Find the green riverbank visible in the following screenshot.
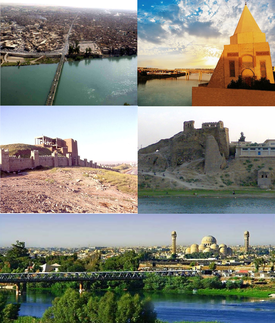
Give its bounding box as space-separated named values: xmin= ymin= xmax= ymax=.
xmin=139 ymin=188 xmax=275 ymax=198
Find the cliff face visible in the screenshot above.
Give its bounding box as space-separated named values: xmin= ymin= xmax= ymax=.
xmin=139 ymin=127 xmax=229 ymax=173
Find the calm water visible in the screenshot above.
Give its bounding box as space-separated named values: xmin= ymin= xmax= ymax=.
xmin=138 ymin=196 xmax=275 ymax=213
xmin=1 ymin=56 xmax=137 ymax=105
xmin=138 ymin=74 xmax=211 ymax=106
xmin=55 ymin=56 xmax=137 ymax=105
xmin=5 ymin=290 xmax=275 ymax=323
xmin=1 ymin=64 xmax=57 ymax=105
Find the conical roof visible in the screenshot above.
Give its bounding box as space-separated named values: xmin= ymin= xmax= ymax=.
xmin=234 ymin=5 xmax=262 ymax=34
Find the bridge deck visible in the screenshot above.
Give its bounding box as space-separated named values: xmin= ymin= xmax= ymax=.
xmin=0 ymin=270 xmax=198 ymax=283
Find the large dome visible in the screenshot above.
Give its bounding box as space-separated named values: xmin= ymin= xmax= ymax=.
xmin=201 ymin=235 xmax=217 ymax=246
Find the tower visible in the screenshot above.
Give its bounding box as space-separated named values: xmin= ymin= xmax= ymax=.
xmin=244 ymin=231 xmax=250 ymax=253
xmin=171 ymin=231 xmax=177 ymax=255
xmin=208 ymin=4 xmax=274 ymax=89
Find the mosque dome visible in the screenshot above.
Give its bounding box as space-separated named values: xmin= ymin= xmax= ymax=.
xmin=210 ymin=243 xmax=219 ymax=251
xmin=199 ymin=244 xmax=205 ymax=252
xmin=220 ymin=247 xmax=227 ymax=256
xmin=227 ymin=247 xmax=233 ymax=256
xmin=219 ymin=244 xmax=227 ymax=249
xmin=185 ymin=247 xmax=191 ymax=254
xmin=201 ymin=235 xmax=217 ymax=246
xmin=190 ymin=244 xmax=199 ymax=253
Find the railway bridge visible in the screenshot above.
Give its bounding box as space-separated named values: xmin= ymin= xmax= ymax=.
xmin=0 ymin=270 xmax=198 ymax=294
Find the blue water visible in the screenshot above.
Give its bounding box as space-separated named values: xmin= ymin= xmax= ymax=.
xmin=138 ymin=74 xmax=211 ymax=106
xmin=5 ymin=290 xmax=275 ymax=323
xmin=138 ymin=196 xmax=275 ymax=214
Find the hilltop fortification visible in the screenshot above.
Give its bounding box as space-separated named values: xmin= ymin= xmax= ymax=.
xmin=139 ymin=121 xmax=229 ymax=174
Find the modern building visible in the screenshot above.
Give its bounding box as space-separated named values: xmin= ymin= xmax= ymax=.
xmin=235 ymin=139 xmax=275 ymax=157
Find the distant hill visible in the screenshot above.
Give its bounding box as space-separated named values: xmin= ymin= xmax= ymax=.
xmin=0 ymin=143 xmax=52 ymax=158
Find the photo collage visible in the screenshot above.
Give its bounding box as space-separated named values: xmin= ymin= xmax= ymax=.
xmin=0 ymin=0 xmax=275 ymax=322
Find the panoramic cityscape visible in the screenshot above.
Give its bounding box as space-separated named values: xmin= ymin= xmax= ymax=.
xmin=0 ymin=214 xmax=275 ymax=323
xmin=1 ymin=1 xmax=275 ymax=323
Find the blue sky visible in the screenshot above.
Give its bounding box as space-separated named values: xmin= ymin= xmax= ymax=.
xmin=0 ymin=214 xmax=274 ymax=247
xmin=138 ymin=0 xmax=275 ymax=68
xmin=0 ymin=106 xmax=137 ymax=164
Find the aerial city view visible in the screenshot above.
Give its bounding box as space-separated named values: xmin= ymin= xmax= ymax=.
xmin=1 ymin=1 xmax=137 ymax=105
xmin=1 ymin=0 xmax=275 ymax=323
xmin=138 ymin=0 xmax=275 ymax=105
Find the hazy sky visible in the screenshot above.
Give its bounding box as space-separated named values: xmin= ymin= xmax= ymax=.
xmin=0 ymin=214 xmax=274 ymax=247
xmin=138 ymin=0 xmax=275 ymax=68
xmin=139 ymin=107 xmax=275 ymax=149
xmin=0 ymin=0 xmax=137 ymax=11
xmin=0 ymin=106 xmax=137 ymax=163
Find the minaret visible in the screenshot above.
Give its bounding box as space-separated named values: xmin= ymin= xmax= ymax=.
xmin=244 ymin=231 xmax=250 ymax=253
xmin=171 ymin=231 xmax=177 ymax=255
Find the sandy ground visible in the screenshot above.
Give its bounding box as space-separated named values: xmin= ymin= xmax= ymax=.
xmin=0 ymin=168 xmax=137 ymax=213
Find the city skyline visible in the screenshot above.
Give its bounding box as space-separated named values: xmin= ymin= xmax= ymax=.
xmin=0 ymin=0 xmax=137 ymax=11
xmin=0 ymin=214 xmax=274 ymax=247
xmin=139 ymin=107 xmax=275 ymax=149
xmin=138 ymin=0 xmax=275 ymax=69
xmin=0 ymin=106 xmax=137 ymax=164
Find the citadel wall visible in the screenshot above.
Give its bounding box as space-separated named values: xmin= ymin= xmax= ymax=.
xmin=0 ymin=149 xmax=97 ymax=172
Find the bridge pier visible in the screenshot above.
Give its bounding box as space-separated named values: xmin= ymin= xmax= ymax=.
xmin=79 ymin=281 xmax=84 ymax=294
xmin=198 ymin=71 xmax=202 ymax=81
xmin=15 ymin=282 xmax=27 ymax=296
xmin=185 ymin=71 xmax=190 ymax=80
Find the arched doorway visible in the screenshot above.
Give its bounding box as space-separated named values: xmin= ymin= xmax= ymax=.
xmin=241 ymin=68 xmax=255 ymax=86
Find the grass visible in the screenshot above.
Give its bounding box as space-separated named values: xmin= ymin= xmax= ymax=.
xmin=0 ymin=144 xmax=52 ymax=158
xmin=196 ymin=288 xmax=273 ymax=298
xmin=96 ymin=169 xmax=137 ymax=194
xmin=1 ymin=57 xmax=60 ymax=67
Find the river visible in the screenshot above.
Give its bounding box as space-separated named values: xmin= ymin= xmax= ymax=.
xmin=138 ymin=74 xmax=211 ymax=106
xmin=4 ymin=289 xmax=275 ymax=323
xmin=1 ymin=56 xmax=137 ymax=105
xmin=138 ymin=196 xmax=275 ymax=213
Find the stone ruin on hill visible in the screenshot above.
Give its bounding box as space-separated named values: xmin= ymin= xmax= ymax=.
xmin=138 ymin=120 xmax=229 ymax=174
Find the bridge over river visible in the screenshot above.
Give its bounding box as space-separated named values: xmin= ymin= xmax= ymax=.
xmin=45 ymin=14 xmax=78 ymax=105
xmin=0 ymin=270 xmax=198 ymax=294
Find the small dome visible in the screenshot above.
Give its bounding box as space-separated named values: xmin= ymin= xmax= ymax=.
xmin=227 ymin=247 xmax=233 ymax=256
xmin=203 ymin=247 xmax=211 ymax=253
xmin=210 ymin=244 xmax=219 ymax=251
xmin=185 ymin=247 xmax=191 ymax=254
xmin=219 ymin=244 xmax=227 ymax=249
xmin=190 ymin=244 xmax=199 ymax=253
xmin=220 ymin=247 xmax=227 ymax=255
xmin=198 ymin=244 xmax=205 ymax=251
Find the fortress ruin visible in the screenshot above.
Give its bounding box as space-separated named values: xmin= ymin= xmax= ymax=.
xmin=0 ymin=135 xmax=97 ymax=172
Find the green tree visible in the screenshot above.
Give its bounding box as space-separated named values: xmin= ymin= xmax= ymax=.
xmin=2 ymin=303 xmax=20 ymax=323
xmin=209 ymin=262 xmax=217 ymax=270
xmin=97 ymin=291 xmax=116 ymax=323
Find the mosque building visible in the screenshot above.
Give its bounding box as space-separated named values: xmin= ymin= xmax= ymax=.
xmin=184 ymin=235 xmax=233 ymax=257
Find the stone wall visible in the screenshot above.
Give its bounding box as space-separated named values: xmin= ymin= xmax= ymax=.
xmin=0 ymin=149 xmax=96 ymax=172
xmin=192 ymin=87 xmax=275 ymax=106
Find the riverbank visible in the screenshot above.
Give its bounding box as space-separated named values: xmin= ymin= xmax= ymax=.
xmin=139 ymin=188 xmax=275 ymax=198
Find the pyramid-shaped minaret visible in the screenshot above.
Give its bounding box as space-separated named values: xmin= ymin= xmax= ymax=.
xmin=208 ymin=4 xmax=274 ymax=88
